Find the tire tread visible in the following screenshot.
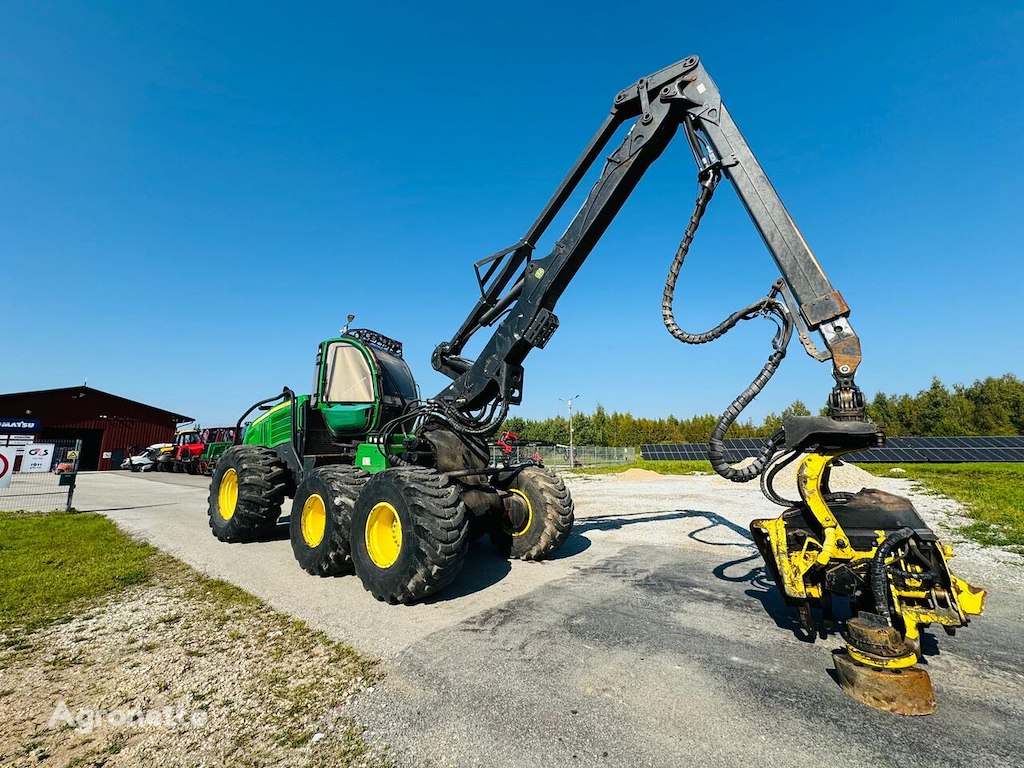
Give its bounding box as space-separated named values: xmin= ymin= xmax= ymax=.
xmin=353 ymin=466 xmax=468 ymax=604
xmin=208 ymin=445 xmax=289 ymax=542
xmin=512 ymin=467 xmax=574 ymax=560
xmin=296 ymin=465 xmax=369 ymax=576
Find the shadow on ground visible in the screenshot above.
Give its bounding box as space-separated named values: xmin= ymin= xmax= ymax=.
xmin=576 ymin=507 xmax=814 ymax=641
xmin=78 ymin=503 xmax=177 ymax=513
xmin=425 ymin=544 xmax=514 ymax=603
xmin=258 ymin=516 xmax=520 ymax=603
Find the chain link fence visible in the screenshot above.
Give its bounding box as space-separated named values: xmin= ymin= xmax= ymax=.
xmin=0 ymin=438 xmax=81 ymax=512
xmin=490 ymin=444 xmax=636 ymax=469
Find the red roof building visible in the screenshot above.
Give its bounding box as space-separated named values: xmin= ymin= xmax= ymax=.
xmin=0 ymin=386 xmax=192 ymax=470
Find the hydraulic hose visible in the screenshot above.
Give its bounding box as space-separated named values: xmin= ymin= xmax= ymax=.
xmin=760 ymin=446 xmax=802 ymax=507
xmin=381 ymin=396 xmax=508 ymax=467
xmin=870 ymin=527 xmax=915 ymax=623
xmin=661 ymin=168 xmax=794 ymax=483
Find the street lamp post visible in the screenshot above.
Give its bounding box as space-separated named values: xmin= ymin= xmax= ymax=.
xmin=560 ymin=394 xmax=581 ymax=468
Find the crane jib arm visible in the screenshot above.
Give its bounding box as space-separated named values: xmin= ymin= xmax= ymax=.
xmin=431 ymin=55 xmax=862 ymax=415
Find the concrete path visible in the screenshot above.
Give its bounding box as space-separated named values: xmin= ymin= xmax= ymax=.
xmin=73 ymin=470 xmax=1024 ymax=767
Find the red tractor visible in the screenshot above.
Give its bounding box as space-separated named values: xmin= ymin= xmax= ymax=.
xmin=154 ymin=427 xmax=201 ymax=472
xmin=155 ymin=426 xmax=236 ymax=474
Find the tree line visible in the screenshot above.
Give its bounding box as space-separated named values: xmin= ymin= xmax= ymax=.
xmin=500 ymin=374 xmax=1024 ymax=447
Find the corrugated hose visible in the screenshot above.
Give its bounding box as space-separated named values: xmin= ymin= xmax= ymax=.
xmin=661 ymin=166 xmax=793 ymax=483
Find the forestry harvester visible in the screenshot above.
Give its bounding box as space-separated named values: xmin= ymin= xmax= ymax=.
xmin=207 ymin=55 xmax=984 ymax=714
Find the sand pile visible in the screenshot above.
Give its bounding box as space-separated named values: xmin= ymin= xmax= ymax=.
xmin=617 ymin=467 xmax=667 ymax=480
xmin=759 ymin=460 xmax=880 ymax=499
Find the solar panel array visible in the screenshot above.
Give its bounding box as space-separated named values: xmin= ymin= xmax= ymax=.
xmin=641 ymin=436 xmax=1024 ymax=463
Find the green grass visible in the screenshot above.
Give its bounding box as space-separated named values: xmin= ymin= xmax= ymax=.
xmin=858 ymin=463 xmax=1024 ymax=550
xmin=572 ymin=459 xmax=712 ymax=476
xmin=190 ymin=575 xmax=262 ymax=608
xmin=0 ymin=512 xmax=155 ymax=635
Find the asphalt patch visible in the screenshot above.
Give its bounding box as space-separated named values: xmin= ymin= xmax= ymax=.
xmin=355 ymin=544 xmax=1024 ymax=768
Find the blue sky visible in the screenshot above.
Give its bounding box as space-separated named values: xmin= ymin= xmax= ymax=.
xmin=2 ymin=2 xmax=1021 ymax=425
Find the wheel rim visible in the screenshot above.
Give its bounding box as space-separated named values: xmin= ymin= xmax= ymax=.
xmin=301 ymin=493 xmax=327 ymax=547
xmin=508 ymin=489 xmax=533 ymax=537
xmin=218 ymin=468 xmax=238 ymax=520
xmin=365 ymin=502 xmax=402 ymax=568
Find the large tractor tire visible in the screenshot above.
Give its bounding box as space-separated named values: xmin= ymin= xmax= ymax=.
xmin=350 ymin=466 xmax=468 ymax=604
xmin=493 ymin=466 xmax=574 ymax=560
xmin=290 ymin=465 xmax=369 ymax=576
xmin=208 ymin=445 xmax=289 ymax=542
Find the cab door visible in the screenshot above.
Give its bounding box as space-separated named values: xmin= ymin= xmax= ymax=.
xmin=315 ymin=340 xmax=378 ymax=437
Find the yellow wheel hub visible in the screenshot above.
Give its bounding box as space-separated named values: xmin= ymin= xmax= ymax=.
xmin=508 ymin=489 xmax=533 ymax=537
xmin=365 ymin=502 xmax=402 ymax=568
xmin=218 ymin=468 xmax=238 ymax=520
xmin=301 ymin=493 xmax=327 ymax=548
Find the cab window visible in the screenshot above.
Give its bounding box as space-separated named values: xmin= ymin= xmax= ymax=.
xmin=376 ymin=349 xmax=418 ymax=401
xmin=323 ymin=343 xmax=375 ymax=403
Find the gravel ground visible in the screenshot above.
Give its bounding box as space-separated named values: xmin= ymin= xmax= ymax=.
xmin=0 ymin=561 xmax=389 ymax=768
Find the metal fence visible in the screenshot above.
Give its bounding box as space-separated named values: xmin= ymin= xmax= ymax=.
xmin=490 ymin=444 xmax=636 ymax=469
xmin=0 ymin=438 xmax=81 ymax=512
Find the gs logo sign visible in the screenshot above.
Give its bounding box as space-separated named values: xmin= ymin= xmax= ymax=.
xmin=21 ymin=444 xmax=56 ymax=473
